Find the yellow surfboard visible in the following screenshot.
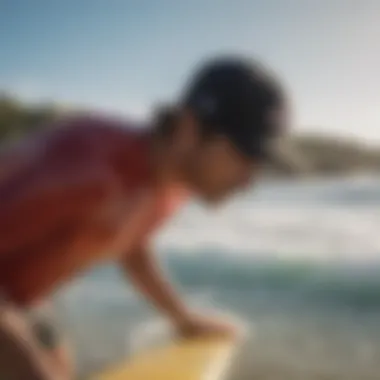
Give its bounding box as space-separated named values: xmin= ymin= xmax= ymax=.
xmin=91 ymin=336 xmax=238 ymax=380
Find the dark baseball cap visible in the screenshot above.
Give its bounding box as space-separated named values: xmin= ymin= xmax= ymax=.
xmin=181 ymin=56 xmax=303 ymax=172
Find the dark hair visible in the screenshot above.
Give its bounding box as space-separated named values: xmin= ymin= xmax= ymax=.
xmin=152 ymin=105 xmax=178 ymax=139
xmin=178 ymin=56 xmax=287 ymax=159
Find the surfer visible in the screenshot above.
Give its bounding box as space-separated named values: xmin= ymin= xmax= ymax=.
xmin=0 ymin=56 xmax=291 ymax=379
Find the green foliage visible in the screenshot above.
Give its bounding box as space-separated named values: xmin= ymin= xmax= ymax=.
xmin=0 ymin=93 xmax=57 ymax=143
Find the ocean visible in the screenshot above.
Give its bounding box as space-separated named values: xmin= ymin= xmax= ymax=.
xmin=50 ymin=175 xmax=380 ymax=379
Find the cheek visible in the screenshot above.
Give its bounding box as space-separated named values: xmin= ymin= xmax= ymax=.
xmin=198 ymin=155 xmax=244 ymax=194
xmin=185 ymin=152 xmax=220 ymax=192
xmin=194 ymin=155 xmax=219 ymax=187
xmin=185 ymin=146 xmax=255 ymax=198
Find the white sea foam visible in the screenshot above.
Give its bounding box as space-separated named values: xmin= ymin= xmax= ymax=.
xmin=155 ymin=177 xmax=380 ymax=262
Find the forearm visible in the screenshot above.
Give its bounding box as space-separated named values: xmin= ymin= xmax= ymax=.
xmin=0 ymin=305 xmax=66 ymax=380
xmin=120 ymin=246 xmax=192 ymax=326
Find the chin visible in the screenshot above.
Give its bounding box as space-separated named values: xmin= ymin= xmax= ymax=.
xmin=199 ymin=191 xmax=230 ymax=207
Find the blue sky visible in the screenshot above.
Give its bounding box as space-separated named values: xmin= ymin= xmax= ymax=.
xmin=1 ymin=0 xmax=379 ymax=143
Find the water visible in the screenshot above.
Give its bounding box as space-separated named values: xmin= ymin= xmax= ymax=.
xmin=51 ymin=175 xmax=380 ymax=379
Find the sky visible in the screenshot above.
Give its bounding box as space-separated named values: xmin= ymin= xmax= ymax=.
xmin=1 ymin=0 xmax=379 ymax=144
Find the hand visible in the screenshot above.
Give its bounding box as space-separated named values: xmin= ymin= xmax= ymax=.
xmin=176 ymin=314 xmax=240 ymax=340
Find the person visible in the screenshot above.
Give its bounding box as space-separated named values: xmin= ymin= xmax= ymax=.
xmin=0 ymin=55 xmax=291 ymax=379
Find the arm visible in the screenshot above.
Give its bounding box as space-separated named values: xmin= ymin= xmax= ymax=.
xmin=0 ymin=133 xmax=110 ymax=378
xmin=120 ymin=244 xmax=193 ymax=328
xmin=0 ymin=305 xmax=67 ymax=380
xmin=120 ymin=244 xmax=239 ymax=340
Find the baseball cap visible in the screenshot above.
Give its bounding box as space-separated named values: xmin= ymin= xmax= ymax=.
xmin=181 ymin=56 xmax=303 ymax=172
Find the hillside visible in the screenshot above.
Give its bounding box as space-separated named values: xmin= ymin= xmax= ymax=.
xmin=1 ymin=94 xmax=379 ymax=176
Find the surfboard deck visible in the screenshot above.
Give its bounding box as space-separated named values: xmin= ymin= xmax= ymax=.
xmin=91 ymin=336 xmax=238 ymax=380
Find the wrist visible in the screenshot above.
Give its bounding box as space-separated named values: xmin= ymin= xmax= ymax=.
xmin=171 ymin=309 xmax=195 ymax=330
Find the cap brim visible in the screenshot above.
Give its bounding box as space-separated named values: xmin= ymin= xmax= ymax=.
xmin=264 ymin=137 xmax=310 ymax=175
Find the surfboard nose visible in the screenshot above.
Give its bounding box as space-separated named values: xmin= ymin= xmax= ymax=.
xmin=92 ymin=311 xmax=250 ymax=380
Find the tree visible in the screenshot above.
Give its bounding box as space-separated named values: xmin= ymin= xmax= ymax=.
xmin=0 ymin=93 xmax=56 ymax=143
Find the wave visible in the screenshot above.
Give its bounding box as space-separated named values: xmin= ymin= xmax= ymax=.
xmin=164 ymin=253 xmax=380 ymax=310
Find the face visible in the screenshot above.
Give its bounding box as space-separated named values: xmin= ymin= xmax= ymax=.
xmin=186 ymin=137 xmax=258 ymax=203
xmin=169 ymin=109 xmax=259 ymax=204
